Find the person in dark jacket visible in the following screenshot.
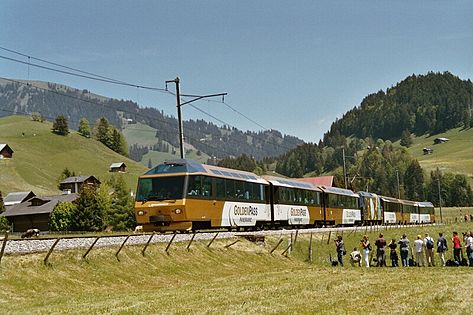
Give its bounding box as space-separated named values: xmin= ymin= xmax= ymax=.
xmin=375 ymin=233 xmax=387 ymax=267
xmin=437 ymin=232 xmax=448 ymax=267
xmin=335 ymin=235 xmax=345 ymax=267
xmin=388 ymin=239 xmax=399 ymax=267
xmin=398 ymin=234 xmax=410 ymax=267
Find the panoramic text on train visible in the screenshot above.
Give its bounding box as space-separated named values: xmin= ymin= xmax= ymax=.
xmin=135 ymin=159 xmax=435 ymax=232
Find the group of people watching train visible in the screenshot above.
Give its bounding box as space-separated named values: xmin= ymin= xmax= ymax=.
xmin=334 ymin=230 xmax=473 ymax=267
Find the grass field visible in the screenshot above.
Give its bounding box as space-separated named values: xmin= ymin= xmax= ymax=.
xmin=405 ymin=127 xmax=473 ymax=180
xmin=0 ymin=116 xmax=148 ymax=195
xmin=1 ymin=218 xmax=473 ymax=314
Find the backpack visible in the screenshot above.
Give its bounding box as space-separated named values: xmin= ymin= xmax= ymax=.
xmin=368 ymin=243 xmax=372 ymax=251
xmin=426 ymin=238 xmax=434 ymax=249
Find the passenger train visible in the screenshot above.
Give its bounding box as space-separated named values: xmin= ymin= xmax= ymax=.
xmin=134 ymin=159 xmax=435 ymax=232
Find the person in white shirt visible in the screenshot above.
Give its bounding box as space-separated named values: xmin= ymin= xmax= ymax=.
xmin=414 ymin=235 xmax=424 ymax=267
xmin=424 ymin=233 xmax=435 ymax=267
xmin=466 ymin=231 xmax=473 ymax=267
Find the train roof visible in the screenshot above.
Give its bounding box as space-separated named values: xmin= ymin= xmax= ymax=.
xmin=319 ymin=186 xmax=358 ymax=197
xmin=399 ymin=199 xmax=417 ymax=206
xmin=143 ymin=159 xmax=267 ymax=184
xmin=263 ymin=176 xmax=321 ymax=191
xmin=357 ymin=191 xmax=379 ymax=198
xmin=417 ymin=201 xmax=434 ymax=207
xmin=380 ymin=196 xmax=401 ymax=203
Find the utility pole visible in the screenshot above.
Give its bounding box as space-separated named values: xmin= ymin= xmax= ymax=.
xmin=166 ymin=77 xmax=226 ymax=159
xmin=396 ymin=169 xmax=401 ymax=199
xmin=342 ymin=148 xmax=347 ymax=189
xmin=437 ymin=177 xmax=443 ymax=223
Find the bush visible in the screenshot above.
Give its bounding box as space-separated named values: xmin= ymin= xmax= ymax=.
xmin=49 ymin=202 xmax=76 ymax=231
xmin=0 ymin=216 xmax=10 ymax=232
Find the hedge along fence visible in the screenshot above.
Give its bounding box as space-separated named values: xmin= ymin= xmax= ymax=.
xmin=2 ymin=221 xmax=473 ymax=267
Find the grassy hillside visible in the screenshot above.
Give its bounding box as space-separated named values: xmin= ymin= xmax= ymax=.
xmin=122 ymin=122 xmax=210 ymax=166
xmin=405 ymin=127 xmax=473 ymax=180
xmin=1 ymin=220 xmax=473 ymax=314
xmin=0 ymin=116 xmax=148 ymax=195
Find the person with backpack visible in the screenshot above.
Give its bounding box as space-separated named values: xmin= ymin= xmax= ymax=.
xmin=388 ymin=239 xmax=399 ymax=267
xmin=424 ymin=233 xmax=435 ymax=267
xmin=437 ymin=232 xmax=448 ymax=266
xmin=361 ymin=235 xmax=371 ymax=268
xmin=398 ymin=234 xmax=410 ymax=267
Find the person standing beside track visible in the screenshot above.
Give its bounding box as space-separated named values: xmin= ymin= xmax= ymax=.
xmin=414 ymin=235 xmax=425 ymax=267
xmin=452 ymin=231 xmax=462 ymax=264
xmin=398 ymin=234 xmax=410 ymax=267
xmin=424 ymin=233 xmax=435 ymax=267
xmin=465 ymin=231 xmax=473 ymax=267
xmin=335 ymin=235 xmax=345 ymax=267
xmin=375 ymin=233 xmax=387 ymax=267
xmin=437 ymin=232 xmax=448 ymax=267
xmin=361 ymin=235 xmax=371 ymax=268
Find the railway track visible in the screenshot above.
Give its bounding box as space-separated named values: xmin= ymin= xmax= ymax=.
xmin=1 ymin=224 xmax=418 ymax=255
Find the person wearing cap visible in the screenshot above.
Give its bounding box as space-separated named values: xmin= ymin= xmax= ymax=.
xmin=424 ymin=233 xmax=435 ymax=267
xmin=414 ymin=235 xmax=424 ymax=267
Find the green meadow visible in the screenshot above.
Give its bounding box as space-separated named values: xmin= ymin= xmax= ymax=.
xmin=0 ymin=115 xmax=148 ymax=195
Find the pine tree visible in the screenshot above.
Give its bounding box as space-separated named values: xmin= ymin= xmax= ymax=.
xmin=148 ymin=158 xmax=152 ymax=169
xmin=52 ymin=115 xmax=69 ymax=135
xmin=72 ymin=186 xmax=104 ymax=231
xmin=94 ymin=117 xmax=111 ymax=147
xmin=106 ymin=175 xmax=136 ymax=231
xmin=400 ymin=129 xmax=413 ymax=147
xmin=404 ymin=160 xmax=424 ymax=200
xmin=78 ymin=117 xmax=91 ymax=137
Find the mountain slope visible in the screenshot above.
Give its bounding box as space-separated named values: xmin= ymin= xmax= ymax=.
xmin=0 ymin=79 xmax=304 ymax=160
xmin=0 ymin=116 xmax=148 ymax=195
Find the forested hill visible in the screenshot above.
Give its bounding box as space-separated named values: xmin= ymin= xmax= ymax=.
xmin=323 ymin=72 xmax=473 ymax=146
xmin=0 ymin=79 xmax=303 ymax=160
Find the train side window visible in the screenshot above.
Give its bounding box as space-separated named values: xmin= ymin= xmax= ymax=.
xmin=215 ymin=177 xmax=225 ymax=199
xmin=187 ymin=176 xmax=202 ymax=196
xmin=225 ymin=179 xmax=236 ymax=200
xmin=202 ymin=176 xmax=213 ymax=198
xmin=235 ymin=181 xmax=245 ymax=199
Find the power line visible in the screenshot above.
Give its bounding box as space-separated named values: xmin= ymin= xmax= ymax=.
xmin=0 ymin=54 xmax=169 ymax=93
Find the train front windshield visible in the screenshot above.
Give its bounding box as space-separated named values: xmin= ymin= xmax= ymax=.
xmin=136 ymin=176 xmax=185 ymax=202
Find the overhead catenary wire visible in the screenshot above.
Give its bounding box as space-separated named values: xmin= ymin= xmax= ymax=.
xmin=0 ymin=47 xmax=303 ymax=154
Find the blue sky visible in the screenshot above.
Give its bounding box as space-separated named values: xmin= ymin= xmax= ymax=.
xmin=1 ymin=1 xmax=472 ymax=143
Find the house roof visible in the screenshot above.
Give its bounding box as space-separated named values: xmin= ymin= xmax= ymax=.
xmin=1 ymin=193 xmax=79 ymax=217
xmin=110 ymin=162 xmax=126 ymax=168
xmin=3 ymin=191 xmax=36 ymax=206
xmin=60 ymin=175 xmax=100 ymax=184
xmin=295 ymin=176 xmax=334 ymax=187
xmin=0 ymin=143 xmax=13 ymax=153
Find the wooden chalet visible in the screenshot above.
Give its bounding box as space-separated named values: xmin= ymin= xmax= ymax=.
xmin=0 ymin=144 xmax=13 ymax=159
xmin=110 ymin=162 xmax=127 ymax=173
xmin=1 ymin=193 xmax=79 ymax=232
xmin=434 ymin=137 xmax=449 ymax=144
xmin=59 ymin=175 xmax=101 ymax=193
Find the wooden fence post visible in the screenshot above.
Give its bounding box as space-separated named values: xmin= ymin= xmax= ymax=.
xmin=115 ymin=235 xmax=131 ymax=261
xmin=82 ymin=236 xmax=101 ymax=259
xmin=44 ymin=238 xmax=61 ymax=266
xmin=293 ymin=230 xmax=299 ymax=245
xmin=186 ymin=233 xmax=196 ymax=251
xmin=165 ymin=232 xmax=177 ymax=253
xmin=281 ymin=239 xmax=292 ymax=256
xmin=308 ymin=232 xmax=313 ymax=263
xmin=326 ymin=231 xmax=332 ymax=245
xmin=141 ymin=233 xmax=155 ymax=256
xmin=0 ymin=232 xmax=8 ymax=266
xmin=224 ymin=239 xmax=240 ymax=248
xmin=207 ymin=232 xmax=219 ymax=248
xmin=270 ymin=239 xmax=284 ymax=254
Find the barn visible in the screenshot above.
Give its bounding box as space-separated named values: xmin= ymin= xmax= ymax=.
xmin=3 ymin=191 xmax=36 ymax=208
xmin=0 ymin=144 xmax=13 ymax=159
xmin=1 ymin=193 xmax=79 ymax=232
xmin=110 ymin=162 xmax=127 ymax=173
xmin=59 ymin=175 xmax=101 ymax=193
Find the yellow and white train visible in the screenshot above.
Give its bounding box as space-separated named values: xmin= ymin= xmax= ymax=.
xmin=134 ymin=159 xmax=435 ymax=232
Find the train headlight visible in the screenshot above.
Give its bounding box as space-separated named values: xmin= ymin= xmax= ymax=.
xmin=137 ymin=210 xmax=146 ymax=216
xmin=174 ymin=208 xmax=182 ymax=214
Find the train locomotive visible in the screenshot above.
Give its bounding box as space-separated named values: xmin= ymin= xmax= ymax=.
xmin=135 ymin=159 xmax=435 ymax=232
